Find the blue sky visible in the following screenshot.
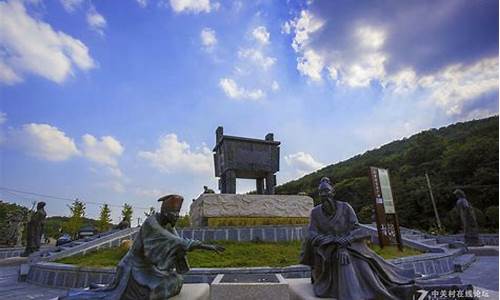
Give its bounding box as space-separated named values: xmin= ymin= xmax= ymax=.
xmin=0 ymin=0 xmax=498 ymax=223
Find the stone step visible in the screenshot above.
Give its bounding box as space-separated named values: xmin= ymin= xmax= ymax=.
xmin=453 ymin=253 xmax=477 ymax=272
xmin=403 ymin=234 xmax=427 ymax=240
xmin=420 ymin=239 xmax=438 ymax=245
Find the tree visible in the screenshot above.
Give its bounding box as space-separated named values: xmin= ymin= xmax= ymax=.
xmin=144 ymin=206 xmax=156 ymax=217
xmin=64 ymin=199 xmax=86 ymax=239
xmin=121 ymin=203 xmax=133 ymax=224
xmin=97 ymin=204 xmax=112 ymax=232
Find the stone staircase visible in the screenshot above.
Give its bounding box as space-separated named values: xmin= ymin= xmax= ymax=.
xmin=360 ymin=224 xmax=477 ymax=273
xmin=26 ymin=227 xmax=139 ymax=263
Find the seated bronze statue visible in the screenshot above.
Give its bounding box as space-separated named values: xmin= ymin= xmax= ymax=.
xmin=301 ymin=177 xmax=472 ymax=300
xmin=61 ymin=194 xmax=224 ymax=300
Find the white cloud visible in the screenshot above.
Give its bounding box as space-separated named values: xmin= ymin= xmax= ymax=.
xmin=252 ymin=26 xmax=270 ymax=45
xmin=271 ymin=81 xmax=279 ymax=91
xmin=297 ymin=49 xmax=324 ymax=82
xmin=356 ymin=26 xmax=386 ymax=50
xmin=0 ymin=112 xmax=7 ymax=125
xmin=81 ymin=134 xmax=123 ymax=167
xmin=138 ymin=133 xmax=212 ymax=174
xmin=134 ymin=187 xmax=169 ymax=198
xmin=169 ymin=0 xmax=212 ymax=14
xmin=286 ymin=10 xmax=325 ymax=82
xmin=136 ymin=0 xmax=148 ymax=8
xmin=0 ymin=59 xmax=22 ymax=84
xmin=60 ymin=0 xmax=84 ymax=13
xmin=97 ymin=180 xmax=125 ymax=193
xmin=10 ymin=123 xmax=79 ymax=161
xmin=289 ymin=10 xmax=324 ymax=52
xmin=285 ymin=152 xmax=324 ymax=175
xmin=238 ymin=48 xmax=276 ymax=70
xmin=325 ymin=25 xmax=388 ymax=87
xmin=418 ymin=57 xmax=499 ymax=116
xmin=86 ymin=6 xmax=107 ymax=36
xmin=0 ymin=0 xmax=95 ymax=84
xmin=382 ymin=68 xmax=418 ymax=94
xmin=219 ymin=77 xmax=264 ymax=100
xmin=200 ymin=27 xmax=217 ymax=49
xmin=281 ymin=22 xmax=291 ymax=35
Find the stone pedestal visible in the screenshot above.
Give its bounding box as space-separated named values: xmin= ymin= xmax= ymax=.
xmin=210 ymin=274 xmax=289 ymax=300
xmin=190 ymin=194 xmax=313 ymax=227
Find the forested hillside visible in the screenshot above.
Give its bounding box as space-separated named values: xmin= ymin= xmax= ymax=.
xmin=276 ymin=116 xmax=499 ymax=233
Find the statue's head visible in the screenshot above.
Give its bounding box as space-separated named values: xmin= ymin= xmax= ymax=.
xmin=37 ymin=202 xmax=46 ymax=210
xmin=453 ymin=189 xmax=466 ymax=199
xmin=318 ymin=177 xmax=335 ymax=202
xmin=158 ymin=194 xmax=183 ymax=225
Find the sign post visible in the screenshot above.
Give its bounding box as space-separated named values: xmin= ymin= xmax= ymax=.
xmin=369 ymin=167 xmax=403 ymax=250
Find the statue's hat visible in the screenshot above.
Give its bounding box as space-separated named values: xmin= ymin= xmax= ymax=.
xmin=158 ymin=194 xmax=183 ymax=211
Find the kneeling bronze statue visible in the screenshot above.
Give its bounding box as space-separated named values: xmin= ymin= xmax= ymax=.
xmin=61 ymin=194 xmax=224 ymax=300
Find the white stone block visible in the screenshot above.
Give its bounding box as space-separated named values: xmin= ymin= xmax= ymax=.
xmin=190 ymin=194 xmax=313 ymax=226
xmin=287 ymin=278 xmax=335 ymax=300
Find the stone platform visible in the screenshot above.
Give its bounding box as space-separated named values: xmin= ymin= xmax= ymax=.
xmin=190 ymin=194 xmax=313 ymax=227
xmin=287 ymin=278 xmax=497 ymax=300
xmin=210 ymin=274 xmax=288 ymax=300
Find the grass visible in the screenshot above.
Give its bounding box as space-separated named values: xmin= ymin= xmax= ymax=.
xmin=368 ymin=243 xmax=422 ymax=259
xmin=56 ymin=241 xmax=422 ymax=268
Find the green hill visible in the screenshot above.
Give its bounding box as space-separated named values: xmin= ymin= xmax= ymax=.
xmin=276 ymin=116 xmax=499 ymax=233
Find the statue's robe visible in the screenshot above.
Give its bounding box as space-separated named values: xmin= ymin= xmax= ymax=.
xmin=456 ymin=197 xmax=482 ymax=246
xmin=62 ymin=214 xmax=201 ymax=300
xmin=301 ymin=200 xmax=468 ymax=300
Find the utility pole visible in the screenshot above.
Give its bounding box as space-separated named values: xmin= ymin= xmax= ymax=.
xmin=425 ymin=172 xmax=442 ymax=231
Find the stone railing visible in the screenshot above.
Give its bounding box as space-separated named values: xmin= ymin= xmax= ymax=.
xmin=30 ymin=228 xmax=140 ymax=263
xmin=0 ymin=246 xmax=24 ymax=259
xmin=436 ymin=234 xmax=499 ymax=246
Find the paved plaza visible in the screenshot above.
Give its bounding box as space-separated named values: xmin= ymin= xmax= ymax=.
xmin=0 ymin=255 xmax=497 ymax=300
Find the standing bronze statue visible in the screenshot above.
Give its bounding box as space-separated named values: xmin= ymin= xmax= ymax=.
xmin=22 ymin=201 xmax=46 ymax=256
xmin=62 ymin=194 xmax=224 ymax=300
xmin=301 ymin=177 xmax=471 ymax=299
xmin=454 ymin=189 xmax=483 ymax=247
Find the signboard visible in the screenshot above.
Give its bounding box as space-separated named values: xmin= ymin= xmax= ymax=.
xmin=377 ymin=168 xmax=395 ymax=214
xmin=369 ymin=167 xmax=402 ymax=250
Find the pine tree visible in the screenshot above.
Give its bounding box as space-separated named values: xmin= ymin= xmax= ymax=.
xmin=64 ymin=199 xmax=86 ymax=239
xmin=121 ymin=203 xmax=133 ymax=224
xmin=97 ymin=204 xmax=112 ymax=232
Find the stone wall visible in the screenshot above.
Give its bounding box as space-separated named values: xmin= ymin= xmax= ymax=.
xmin=178 ymin=226 xmax=307 ymax=242
xmin=0 ymin=247 xmax=23 ymax=259
xmin=26 ymin=248 xmax=470 ymax=288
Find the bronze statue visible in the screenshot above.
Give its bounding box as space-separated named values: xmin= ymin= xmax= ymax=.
xmin=301 ymin=177 xmax=470 ymax=299
xmin=62 ymin=195 xmax=224 ymax=300
xmin=454 ymin=189 xmax=483 ymax=246
xmin=115 ymin=217 xmax=130 ymax=230
xmin=22 ymin=201 xmax=46 ymax=256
